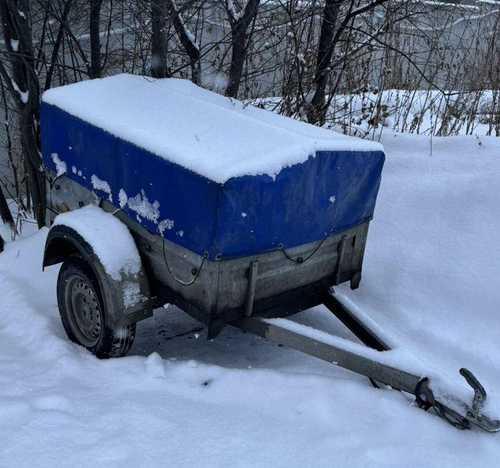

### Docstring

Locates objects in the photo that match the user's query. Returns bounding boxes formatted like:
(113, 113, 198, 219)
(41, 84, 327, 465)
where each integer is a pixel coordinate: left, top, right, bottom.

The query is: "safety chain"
(162, 237, 208, 287)
(278, 234, 329, 265)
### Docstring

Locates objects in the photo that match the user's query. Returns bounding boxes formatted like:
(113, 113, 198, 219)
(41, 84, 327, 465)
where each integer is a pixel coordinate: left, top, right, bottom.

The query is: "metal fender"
(43, 215, 152, 326)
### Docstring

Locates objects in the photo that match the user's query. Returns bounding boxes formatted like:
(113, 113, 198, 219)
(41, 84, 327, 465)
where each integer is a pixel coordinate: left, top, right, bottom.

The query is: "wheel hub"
(67, 276, 103, 347)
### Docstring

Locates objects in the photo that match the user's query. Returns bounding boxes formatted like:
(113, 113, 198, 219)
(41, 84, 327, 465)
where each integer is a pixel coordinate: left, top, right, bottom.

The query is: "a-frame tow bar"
(233, 289, 500, 433)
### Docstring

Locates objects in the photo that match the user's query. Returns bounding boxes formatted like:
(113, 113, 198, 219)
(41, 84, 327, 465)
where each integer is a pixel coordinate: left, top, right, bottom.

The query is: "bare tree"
(151, 0, 169, 78)
(0, 0, 45, 227)
(224, 0, 261, 98)
(166, 0, 201, 84)
(89, 0, 104, 78)
(308, 0, 388, 125)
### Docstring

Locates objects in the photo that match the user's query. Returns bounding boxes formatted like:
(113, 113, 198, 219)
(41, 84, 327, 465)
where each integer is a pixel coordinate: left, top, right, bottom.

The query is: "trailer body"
(41, 75, 384, 327)
(38, 76, 500, 432)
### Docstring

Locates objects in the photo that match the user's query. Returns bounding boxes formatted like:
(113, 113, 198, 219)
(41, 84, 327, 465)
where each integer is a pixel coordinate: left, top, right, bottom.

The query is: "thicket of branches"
(0, 0, 499, 233)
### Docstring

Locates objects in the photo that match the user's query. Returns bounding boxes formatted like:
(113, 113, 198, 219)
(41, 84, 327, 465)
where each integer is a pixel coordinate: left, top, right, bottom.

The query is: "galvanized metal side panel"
(114, 201, 369, 316)
(213, 225, 368, 311)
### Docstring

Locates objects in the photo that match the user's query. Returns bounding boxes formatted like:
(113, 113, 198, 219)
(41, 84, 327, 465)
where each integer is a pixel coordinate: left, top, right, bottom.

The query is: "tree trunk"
(225, 0, 261, 99)
(89, 0, 103, 78)
(307, 0, 342, 125)
(0, 0, 46, 228)
(0, 184, 14, 228)
(226, 24, 247, 98)
(151, 0, 169, 78)
(0, 180, 14, 250)
(20, 108, 45, 227)
(308, 0, 388, 125)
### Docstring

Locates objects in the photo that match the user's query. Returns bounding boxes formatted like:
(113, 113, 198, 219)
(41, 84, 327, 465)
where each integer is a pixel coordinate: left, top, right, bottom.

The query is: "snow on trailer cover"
(41, 74, 385, 261)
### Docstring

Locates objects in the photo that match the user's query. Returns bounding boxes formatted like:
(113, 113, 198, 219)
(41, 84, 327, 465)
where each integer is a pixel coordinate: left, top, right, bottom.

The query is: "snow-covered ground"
(1, 132, 500, 466)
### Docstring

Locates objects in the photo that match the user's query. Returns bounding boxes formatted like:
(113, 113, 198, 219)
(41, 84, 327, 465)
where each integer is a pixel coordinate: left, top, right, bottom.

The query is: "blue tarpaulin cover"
(41, 75, 384, 260)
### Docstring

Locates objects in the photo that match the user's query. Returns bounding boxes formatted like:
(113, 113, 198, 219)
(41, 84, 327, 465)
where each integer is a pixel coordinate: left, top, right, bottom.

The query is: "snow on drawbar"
(41, 74, 385, 259)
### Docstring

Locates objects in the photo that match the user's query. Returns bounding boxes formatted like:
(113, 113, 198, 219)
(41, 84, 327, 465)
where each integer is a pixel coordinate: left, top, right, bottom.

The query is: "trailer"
(40, 74, 499, 432)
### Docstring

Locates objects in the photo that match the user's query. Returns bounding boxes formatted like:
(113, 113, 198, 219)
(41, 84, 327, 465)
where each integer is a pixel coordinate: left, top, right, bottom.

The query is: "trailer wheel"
(57, 257, 136, 358)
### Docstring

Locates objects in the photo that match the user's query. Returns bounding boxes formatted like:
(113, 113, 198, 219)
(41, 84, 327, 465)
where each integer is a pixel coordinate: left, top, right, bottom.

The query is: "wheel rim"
(65, 274, 103, 348)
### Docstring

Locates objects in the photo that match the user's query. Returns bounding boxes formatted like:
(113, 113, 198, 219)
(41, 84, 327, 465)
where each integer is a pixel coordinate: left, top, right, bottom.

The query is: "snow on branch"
(11, 79, 29, 104)
(0, 62, 28, 106)
(168, 0, 199, 52)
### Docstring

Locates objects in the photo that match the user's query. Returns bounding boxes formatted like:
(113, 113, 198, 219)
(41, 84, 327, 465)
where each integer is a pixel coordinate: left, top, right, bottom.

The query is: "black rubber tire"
(57, 256, 136, 358)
